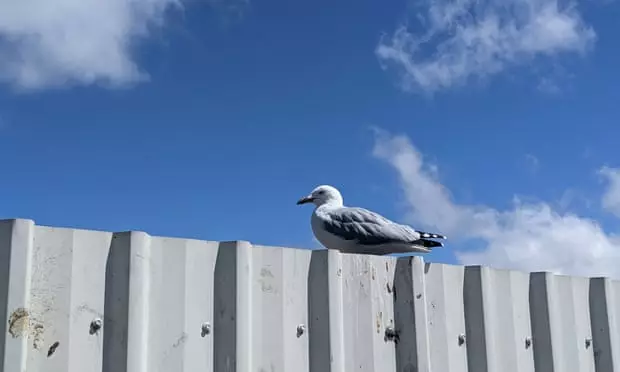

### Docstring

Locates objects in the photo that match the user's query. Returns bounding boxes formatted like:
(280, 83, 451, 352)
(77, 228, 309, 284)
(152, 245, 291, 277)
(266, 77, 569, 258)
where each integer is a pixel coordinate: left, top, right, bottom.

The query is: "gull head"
(297, 185, 343, 207)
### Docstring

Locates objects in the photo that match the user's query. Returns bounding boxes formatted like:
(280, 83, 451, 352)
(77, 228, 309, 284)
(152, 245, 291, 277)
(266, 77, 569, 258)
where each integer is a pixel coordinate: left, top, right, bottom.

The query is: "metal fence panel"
(425, 262, 468, 372)
(463, 266, 534, 372)
(1, 219, 619, 372)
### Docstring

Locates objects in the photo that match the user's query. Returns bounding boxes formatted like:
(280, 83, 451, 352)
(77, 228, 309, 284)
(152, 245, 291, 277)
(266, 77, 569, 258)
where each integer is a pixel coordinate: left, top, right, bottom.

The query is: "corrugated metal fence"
(0, 218, 619, 372)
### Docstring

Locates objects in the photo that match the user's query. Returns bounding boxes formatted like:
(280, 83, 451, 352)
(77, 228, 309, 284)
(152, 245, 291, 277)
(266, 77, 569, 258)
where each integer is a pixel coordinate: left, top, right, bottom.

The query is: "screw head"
(385, 326, 399, 343)
(585, 338, 592, 349)
(201, 323, 211, 337)
(458, 334, 466, 346)
(89, 318, 102, 335)
(296, 324, 306, 338)
(525, 337, 532, 349)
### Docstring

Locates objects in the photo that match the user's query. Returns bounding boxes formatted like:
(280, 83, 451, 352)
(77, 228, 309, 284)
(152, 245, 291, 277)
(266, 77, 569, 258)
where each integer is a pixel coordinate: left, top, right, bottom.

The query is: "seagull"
(297, 185, 446, 255)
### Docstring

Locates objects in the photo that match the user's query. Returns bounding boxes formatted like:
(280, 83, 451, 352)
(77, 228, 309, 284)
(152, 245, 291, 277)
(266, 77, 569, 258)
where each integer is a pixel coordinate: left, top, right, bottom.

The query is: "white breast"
(311, 210, 354, 252)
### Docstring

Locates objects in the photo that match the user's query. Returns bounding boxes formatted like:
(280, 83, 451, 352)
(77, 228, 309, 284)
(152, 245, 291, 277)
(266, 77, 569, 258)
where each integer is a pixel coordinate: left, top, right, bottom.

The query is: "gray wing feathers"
(322, 207, 421, 245)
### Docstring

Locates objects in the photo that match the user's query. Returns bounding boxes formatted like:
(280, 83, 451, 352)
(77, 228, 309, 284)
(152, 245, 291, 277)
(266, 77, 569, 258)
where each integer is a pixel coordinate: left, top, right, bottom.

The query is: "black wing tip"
(418, 231, 447, 240)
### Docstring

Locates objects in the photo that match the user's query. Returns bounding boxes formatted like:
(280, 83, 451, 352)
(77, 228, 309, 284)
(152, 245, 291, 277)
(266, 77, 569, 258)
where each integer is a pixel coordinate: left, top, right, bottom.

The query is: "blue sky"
(1, 0, 619, 277)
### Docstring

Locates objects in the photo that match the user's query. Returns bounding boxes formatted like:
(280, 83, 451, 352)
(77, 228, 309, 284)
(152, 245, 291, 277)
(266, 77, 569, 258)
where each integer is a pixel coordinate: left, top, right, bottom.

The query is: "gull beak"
(296, 195, 314, 205)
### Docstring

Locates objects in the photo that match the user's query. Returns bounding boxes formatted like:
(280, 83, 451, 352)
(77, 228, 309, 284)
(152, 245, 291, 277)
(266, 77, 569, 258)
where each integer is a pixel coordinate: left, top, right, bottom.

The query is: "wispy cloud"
(556, 188, 592, 211)
(537, 77, 562, 94)
(599, 166, 620, 217)
(523, 153, 540, 174)
(376, 0, 596, 94)
(372, 130, 620, 278)
(0, 0, 245, 91)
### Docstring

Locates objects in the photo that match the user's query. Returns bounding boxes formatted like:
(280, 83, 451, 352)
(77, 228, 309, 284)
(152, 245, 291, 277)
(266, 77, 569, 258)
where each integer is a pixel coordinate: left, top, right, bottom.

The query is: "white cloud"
(372, 130, 620, 278)
(376, 0, 596, 94)
(0, 0, 183, 90)
(599, 166, 620, 217)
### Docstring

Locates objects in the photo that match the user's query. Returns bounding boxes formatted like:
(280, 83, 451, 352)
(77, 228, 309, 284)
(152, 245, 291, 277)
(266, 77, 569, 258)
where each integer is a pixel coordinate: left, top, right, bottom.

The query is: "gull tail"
(410, 239, 444, 249)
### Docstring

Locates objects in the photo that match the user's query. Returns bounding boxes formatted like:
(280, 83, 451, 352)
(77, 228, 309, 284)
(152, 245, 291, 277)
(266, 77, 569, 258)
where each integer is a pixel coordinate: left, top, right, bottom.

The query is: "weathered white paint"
(0, 219, 618, 372)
